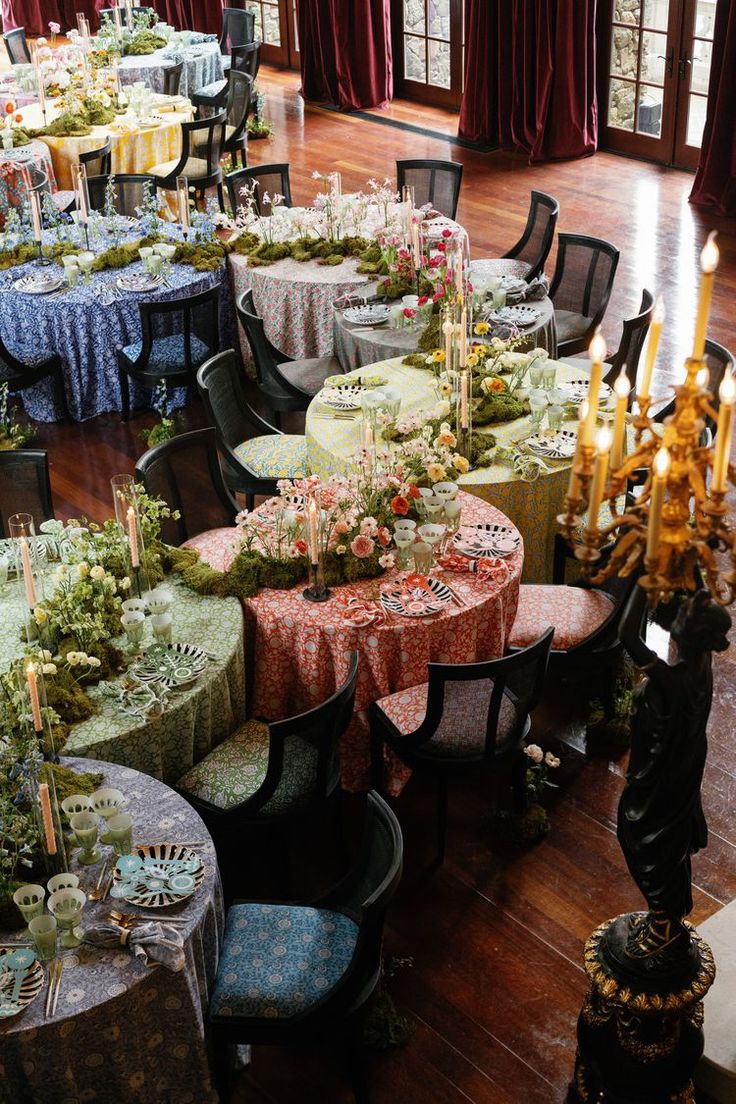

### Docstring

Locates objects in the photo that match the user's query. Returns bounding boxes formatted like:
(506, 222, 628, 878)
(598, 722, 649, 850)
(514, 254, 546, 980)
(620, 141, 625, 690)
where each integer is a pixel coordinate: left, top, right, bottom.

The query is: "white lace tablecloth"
(0, 757, 223, 1104)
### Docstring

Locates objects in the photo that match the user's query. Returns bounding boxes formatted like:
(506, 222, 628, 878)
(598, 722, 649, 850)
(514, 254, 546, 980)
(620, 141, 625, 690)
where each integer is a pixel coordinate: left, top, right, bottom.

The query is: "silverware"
(45, 960, 60, 1018)
(107, 910, 188, 927)
(88, 857, 111, 902)
(51, 960, 64, 1017)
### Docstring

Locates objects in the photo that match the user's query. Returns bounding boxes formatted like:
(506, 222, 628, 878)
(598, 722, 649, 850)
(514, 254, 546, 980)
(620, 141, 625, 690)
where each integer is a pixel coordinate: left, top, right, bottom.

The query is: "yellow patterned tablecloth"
(22, 99, 193, 189)
(306, 356, 606, 584)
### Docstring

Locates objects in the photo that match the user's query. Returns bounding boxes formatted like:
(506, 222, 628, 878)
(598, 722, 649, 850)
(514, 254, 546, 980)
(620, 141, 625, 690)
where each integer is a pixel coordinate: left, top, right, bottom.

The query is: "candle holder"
(302, 490, 330, 603)
(15, 656, 58, 762)
(8, 512, 44, 636)
(455, 368, 472, 462)
(176, 175, 190, 240)
(110, 474, 149, 597)
(36, 771, 68, 876)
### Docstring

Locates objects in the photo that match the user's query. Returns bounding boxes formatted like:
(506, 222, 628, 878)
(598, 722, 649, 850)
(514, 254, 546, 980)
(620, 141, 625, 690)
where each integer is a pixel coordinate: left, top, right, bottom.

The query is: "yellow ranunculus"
(466, 352, 479, 368)
(432, 350, 446, 363)
(426, 463, 447, 483)
(452, 454, 470, 474)
(474, 321, 491, 336)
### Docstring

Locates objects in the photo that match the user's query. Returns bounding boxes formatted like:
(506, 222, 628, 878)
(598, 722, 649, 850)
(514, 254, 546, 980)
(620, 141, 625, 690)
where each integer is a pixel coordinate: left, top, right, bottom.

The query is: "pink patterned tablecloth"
(0, 139, 57, 215)
(185, 492, 524, 794)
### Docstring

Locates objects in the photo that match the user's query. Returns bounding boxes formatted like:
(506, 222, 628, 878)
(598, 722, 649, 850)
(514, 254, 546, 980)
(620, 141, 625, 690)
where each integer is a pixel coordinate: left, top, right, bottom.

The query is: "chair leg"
(272, 409, 281, 430)
(245, 492, 255, 512)
(216, 182, 226, 213)
(369, 729, 384, 794)
(436, 773, 449, 864)
(240, 147, 248, 169)
(118, 370, 130, 422)
(211, 1034, 236, 1103)
(511, 750, 528, 815)
(346, 1020, 370, 1104)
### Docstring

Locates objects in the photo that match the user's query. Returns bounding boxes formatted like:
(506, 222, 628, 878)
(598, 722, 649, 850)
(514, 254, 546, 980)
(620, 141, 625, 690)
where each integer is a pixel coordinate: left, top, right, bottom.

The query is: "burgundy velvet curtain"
(151, 0, 189, 30)
(690, 0, 736, 216)
(296, 0, 392, 111)
(1, 0, 64, 35)
(176, 0, 224, 34)
(459, 0, 598, 162)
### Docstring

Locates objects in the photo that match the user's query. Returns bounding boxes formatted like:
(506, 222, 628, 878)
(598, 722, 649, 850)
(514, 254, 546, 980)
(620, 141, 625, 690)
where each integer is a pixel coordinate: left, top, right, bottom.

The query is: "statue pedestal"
(568, 913, 716, 1104)
(696, 899, 736, 1102)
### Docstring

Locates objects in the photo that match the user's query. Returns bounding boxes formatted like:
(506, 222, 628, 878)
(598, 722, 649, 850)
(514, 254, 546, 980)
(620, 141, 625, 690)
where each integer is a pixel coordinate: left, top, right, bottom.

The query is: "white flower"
(87, 656, 101, 669)
(360, 516, 378, 537)
(523, 744, 544, 764)
(77, 563, 89, 578)
(544, 752, 560, 769)
(335, 544, 347, 556)
(42, 663, 57, 675)
(378, 552, 396, 570)
(66, 652, 80, 667)
(90, 565, 105, 581)
(41, 650, 53, 662)
(119, 577, 131, 591)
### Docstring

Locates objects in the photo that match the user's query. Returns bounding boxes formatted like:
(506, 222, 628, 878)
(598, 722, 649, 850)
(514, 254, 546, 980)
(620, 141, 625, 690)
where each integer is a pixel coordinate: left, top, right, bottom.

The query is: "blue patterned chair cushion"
(210, 904, 359, 1020)
(233, 435, 307, 479)
(120, 334, 211, 373)
(196, 78, 227, 98)
(176, 717, 319, 816)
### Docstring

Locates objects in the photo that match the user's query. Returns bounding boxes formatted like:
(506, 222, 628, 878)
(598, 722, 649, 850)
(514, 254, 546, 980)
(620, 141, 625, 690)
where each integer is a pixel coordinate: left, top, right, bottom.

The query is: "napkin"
(437, 553, 511, 583)
(505, 274, 549, 304)
(83, 922, 186, 971)
(335, 593, 378, 626)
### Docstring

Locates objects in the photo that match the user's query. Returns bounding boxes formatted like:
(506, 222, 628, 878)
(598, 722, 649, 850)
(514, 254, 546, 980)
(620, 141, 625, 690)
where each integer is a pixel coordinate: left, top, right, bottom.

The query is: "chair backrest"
(197, 349, 282, 456)
(79, 140, 112, 178)
(135, 287, 220, 378)
(134, 427, 238, 546)
(0, 451, 54, 539)
(227, 163, 292, 217)
(3, 28, 31, 65)
(220, 7, 255, 54)
(225, 70, 253, 143)
(230, 39, 261, 82)
(549, 233, 620, 334)
(503, 190, 559, 282)
(23, 165, 52, 199)
(181, 111, 226, 178)
(405, 628, 554, 756)
(396, 159, 463, 220)
(163, 60, 184, 98)
(236, 290, 311, 400)
(606, 288, 655, 391)
(108, 174, 158, 217)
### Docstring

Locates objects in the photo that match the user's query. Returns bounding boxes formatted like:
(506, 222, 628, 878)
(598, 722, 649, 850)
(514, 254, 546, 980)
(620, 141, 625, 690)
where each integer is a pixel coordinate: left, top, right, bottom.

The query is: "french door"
(249, 0, 300, 68)
(391, 0, 465, 109)
(600, 0, 715, 169)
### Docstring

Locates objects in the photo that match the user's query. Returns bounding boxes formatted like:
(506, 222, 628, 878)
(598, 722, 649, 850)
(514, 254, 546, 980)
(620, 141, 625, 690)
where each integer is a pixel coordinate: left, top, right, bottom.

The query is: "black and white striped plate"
(525, 429, 577, 460)
(13, 275, 64, 295)
(129, 642, 208, 688)
(113, 844, 204, 908)
(453, 523, 521, 559)
(0, 950, 43, 1019)
(116, 273, 164, 293)
(380, 576, 452, 617)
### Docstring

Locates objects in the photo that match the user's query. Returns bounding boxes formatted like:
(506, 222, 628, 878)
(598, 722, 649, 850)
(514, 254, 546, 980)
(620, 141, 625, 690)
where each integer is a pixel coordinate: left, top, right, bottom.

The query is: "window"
(393, 0, 465, 109)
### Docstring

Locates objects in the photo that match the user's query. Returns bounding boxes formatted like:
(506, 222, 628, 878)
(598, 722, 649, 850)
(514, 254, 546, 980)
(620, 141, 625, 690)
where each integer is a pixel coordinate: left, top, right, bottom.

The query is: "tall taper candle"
(692, 232, 719, 362)
(584, 330, 607, 442)
(127, 506, 139, 568)
(38, 782, 57, 856)
(611, 368, 631, 471)
(585, 428, 611, 536)
(712, 369, 736, 493)
(19, 535, 38, 608)
(646, 447, 671, 559)
(26, 663, 43, 732)
(307, 498, 320, 566)
(638, 297, 665, 402)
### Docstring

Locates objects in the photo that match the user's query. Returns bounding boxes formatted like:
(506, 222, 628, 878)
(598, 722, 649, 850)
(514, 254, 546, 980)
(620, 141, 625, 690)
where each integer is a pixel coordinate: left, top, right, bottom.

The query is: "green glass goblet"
(393, 532, 415, 571)
(412, 542, 433, 575)
(70, 812, 101, 865)
(13, 884, 45, 933)
(48, 888, 86, 949)
(107, 813, 134, 856)
(91, 787, 124, 845)
(28, 915, 57, 963)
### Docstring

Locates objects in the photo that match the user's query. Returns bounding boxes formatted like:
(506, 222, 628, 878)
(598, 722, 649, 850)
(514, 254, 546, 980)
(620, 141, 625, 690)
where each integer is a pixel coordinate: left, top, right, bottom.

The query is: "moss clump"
(402, 353, 430, 370)
(473, 392, 526, 427)
(32, 110, 92, 137)
(124, 30, 167, 55)
(494, 803, 551, 844)
(44, 667, 96, 725)
(417, 313, 441, 353)
(173, 240, 229, 272)
(230, 231, 261, 255)
(42, 762, 104, 803)
(0, 243, 38, 270)
(84, 99, 117, 126)
(6, 128, 32, 147)
(160, 544, 200, 575)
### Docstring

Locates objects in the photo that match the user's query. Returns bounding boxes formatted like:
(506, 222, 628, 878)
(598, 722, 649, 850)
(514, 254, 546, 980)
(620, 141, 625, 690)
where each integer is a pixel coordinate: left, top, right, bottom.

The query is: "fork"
(45, 960, 62, 1018)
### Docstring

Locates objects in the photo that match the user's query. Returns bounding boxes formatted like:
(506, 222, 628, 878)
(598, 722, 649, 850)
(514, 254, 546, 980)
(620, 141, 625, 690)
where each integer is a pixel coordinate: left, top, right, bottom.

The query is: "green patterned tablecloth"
(306, 356, 601, 584)
(0, 577, 245, 784)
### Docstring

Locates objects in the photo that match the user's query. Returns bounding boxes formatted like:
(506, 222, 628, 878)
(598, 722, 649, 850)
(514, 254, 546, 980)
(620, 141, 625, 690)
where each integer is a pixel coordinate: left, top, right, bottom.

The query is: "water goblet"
(542, 364, 557, 390)
(151, 612, 173, 644)
(443, 498, 462, 536)
(393, 518, 417, 537)
(61, 794, 93, 826)
(528, 363, 544, 389)
(412, 542, 434, 575)
(418, 522, 445, 553)
(48, 888, 86, 949)
(424, 495, 444, 521)
(28, 915, 57, 963)
(547, 405, 564, 432)
(148, 254, 163, 277)
(13, 884, 45, 931)
(91, 787, 124, 843)
(393, 531, 415, 571)
(47, 873, 79, 896)
(77, 252, 95, 282)
(432, 481, 459, 503)
(144, 587, 173, 614)
(138, 246, 153, 271)
(107, 813, 134, 856)
(70, 811, 101, 865)
(529, 389, 548, 430)
(121, 598, 145, 615)
(65, 263, 79, 289)
(121, 610, 145, 653)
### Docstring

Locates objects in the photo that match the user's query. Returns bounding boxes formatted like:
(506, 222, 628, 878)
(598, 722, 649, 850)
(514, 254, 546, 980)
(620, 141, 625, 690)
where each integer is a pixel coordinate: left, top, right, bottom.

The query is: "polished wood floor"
(11, 65, 736, 1103)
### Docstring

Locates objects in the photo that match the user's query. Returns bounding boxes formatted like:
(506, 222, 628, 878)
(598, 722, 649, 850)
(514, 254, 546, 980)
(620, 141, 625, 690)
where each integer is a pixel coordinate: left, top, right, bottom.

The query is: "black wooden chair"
(86, 173, 158, 216)
(549, 233, 620, 356)
(193, 40, 261, 111)
(63, 141, 113, 213)
(396, 159, 464, 220)
(501, 190, 559, 282)
(3, 28, 30, 64)
(117, 287, 220, 421)
(226, 163, 292, 217)
(149, 112, 227, 211)
(236, 290, 339, 424)
(0, 451, 55, 538)
(559, 289, 655, 395)
(370, 629, 554, 862)
(219, 6, 256, 70)
(222, 71, 253, 169)
(197, 350, 307, 508)
(0, 332, 68, 422)
(163, 60, 184, 97)
(208, 790, 403, 1104)
(135, 427, 238, 546)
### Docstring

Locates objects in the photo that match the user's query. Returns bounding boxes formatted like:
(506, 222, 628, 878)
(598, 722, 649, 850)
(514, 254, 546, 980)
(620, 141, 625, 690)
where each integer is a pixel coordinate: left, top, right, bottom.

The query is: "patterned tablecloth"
(306, 356, 605, 585)
(0, 139, 58, 213)
(19, 99, 192, 190)
(186, 491, 523, 794)
(118, 42, 224, 98)
(0, 578, 245, 783)
(0, 240, 232, 422)
(0, 757, 223, 1104)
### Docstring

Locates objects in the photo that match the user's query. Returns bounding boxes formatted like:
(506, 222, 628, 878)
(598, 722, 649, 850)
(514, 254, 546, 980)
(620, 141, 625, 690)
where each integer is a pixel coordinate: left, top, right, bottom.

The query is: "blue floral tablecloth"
(0, 239, 233, 422)
(0, 757, 223, 1104)
(118, 41, 224, 98)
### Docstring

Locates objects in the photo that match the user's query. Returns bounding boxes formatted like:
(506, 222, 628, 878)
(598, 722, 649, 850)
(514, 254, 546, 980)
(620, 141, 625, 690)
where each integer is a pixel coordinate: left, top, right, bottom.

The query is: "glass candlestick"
(303, 492, 330, 603)
(16, 656, 57, 762)
(8, 513, 44, 633)
(455, 368, 473, 461)
(110, 474, 149, 597)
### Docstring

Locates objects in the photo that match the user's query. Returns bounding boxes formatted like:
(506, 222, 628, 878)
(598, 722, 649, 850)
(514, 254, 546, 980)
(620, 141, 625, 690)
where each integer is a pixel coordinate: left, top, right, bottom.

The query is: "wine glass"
(393, 530, 415, 571)
(529, 390, 548, 431)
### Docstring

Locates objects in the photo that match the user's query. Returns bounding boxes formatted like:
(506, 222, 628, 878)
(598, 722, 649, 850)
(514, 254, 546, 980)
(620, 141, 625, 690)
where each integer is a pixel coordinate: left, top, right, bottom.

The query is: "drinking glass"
(443, 499, 462, 535)
(144, 588, 172, 614)
(13, 884, 45, 930)
(547, 405, 564, 431)
(61, 794, 93, 825)
(424, 495, 444, 521)
(418, 523, 445, 551)
(28, 915, 57, 963)
(412, 542, 433, 575)
(48, 888, 86, 948)
(542, 364, 557, 390)
(528, 363, 544, 388)
(393, 532, 415, 571)
(138, 246, 153, 270)
(121, 598, 145, 615)
(151, 612, 172, 643)
(529, 390, 548, 429)
(107, 813, 134, 856)
(70, 812, 101, 865)
(65, 263, 79, 289)
(47, 873, 79, 896)
(77, 252, 95, 281)
(92, 787, 124, 843)
(432, 482, 458, 503)
(148, 254, 163, 277)
(393, 519, 417, 536)
(121, 610, 145, 652)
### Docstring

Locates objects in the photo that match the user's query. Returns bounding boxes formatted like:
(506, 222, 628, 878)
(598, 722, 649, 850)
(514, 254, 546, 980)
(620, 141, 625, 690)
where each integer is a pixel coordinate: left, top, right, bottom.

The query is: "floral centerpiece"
(1, 100, 31, 148)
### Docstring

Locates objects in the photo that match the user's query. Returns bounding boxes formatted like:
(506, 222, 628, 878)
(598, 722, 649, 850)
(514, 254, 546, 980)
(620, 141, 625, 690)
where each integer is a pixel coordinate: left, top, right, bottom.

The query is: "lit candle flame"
(613, 368, 631, 399)
(719, 368, 736, 406)
(653, 446, 671, 478)
(589, 330, 607, 364)
(701, 231, 719, 275)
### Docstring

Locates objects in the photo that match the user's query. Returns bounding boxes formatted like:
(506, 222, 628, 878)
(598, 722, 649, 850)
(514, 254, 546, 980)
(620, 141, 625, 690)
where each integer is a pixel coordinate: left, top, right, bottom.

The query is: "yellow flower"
(474, 321, 491, 336)
(335, 544, 347, 555)
(438, 380, 453, 397)
(426, 463, 447, 483)
(452, 454, 470, 474)
(437, 430, 457, 448)
(466, 352, 479, 368)
(34, 606, 48, 625)
(432, 350, 446, 363)
(77, 562, 89, 578)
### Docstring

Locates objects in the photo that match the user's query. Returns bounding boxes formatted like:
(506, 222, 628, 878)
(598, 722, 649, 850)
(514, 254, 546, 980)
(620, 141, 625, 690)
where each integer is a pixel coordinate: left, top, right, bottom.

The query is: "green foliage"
(246, 117, 273, 138)
(418, 313, 441, 353)
(124, 30, 167, 55)
(44, 762, 103, 803)
(0, 243, 38, 269)
(172, 240, 230, 272)
(495, 803, 551, 844)
(44, 666, 96, 725)
(473, 392, 526, 427)
(0, 382, 35, 451)
(362, 957, 415, 1051)
(6, 127, 32, 147)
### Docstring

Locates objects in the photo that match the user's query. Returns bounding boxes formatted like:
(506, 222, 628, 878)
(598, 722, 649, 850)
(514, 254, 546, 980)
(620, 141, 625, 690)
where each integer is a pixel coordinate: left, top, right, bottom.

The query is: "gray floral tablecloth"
(0, 578, 245, 784)
(118, 42, 224, 98)
(0, 757, 223, 1104)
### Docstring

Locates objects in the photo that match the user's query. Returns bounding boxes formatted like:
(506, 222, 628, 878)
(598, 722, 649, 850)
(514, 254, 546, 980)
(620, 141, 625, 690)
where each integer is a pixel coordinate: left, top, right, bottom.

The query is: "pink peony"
(49, 22, 61, 33)
(442, 228, 453, 237)
(350, 534, 375, 559)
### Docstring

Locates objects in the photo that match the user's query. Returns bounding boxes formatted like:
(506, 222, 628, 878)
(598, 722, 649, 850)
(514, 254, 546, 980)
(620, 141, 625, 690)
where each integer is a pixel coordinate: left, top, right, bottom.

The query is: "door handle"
(657, 47, 675, 77)
(678, 56, 692, 80)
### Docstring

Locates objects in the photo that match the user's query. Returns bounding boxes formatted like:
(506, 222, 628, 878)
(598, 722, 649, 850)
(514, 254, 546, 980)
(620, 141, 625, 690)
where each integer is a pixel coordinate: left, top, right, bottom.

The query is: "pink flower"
(334, 519, 350, 535)
(294, 538, 308, 556)
(49, 21, 61, 33)
(402, 307, 415, 318)
(398, 248, 411, 261)
(350, 534, 375, 559)
(377, 526, 391, 547)
(379, 552, 396, 570)
(432, 291, 444, 303)
(417, 295, 428, 306)
(436, 241, 446, 253)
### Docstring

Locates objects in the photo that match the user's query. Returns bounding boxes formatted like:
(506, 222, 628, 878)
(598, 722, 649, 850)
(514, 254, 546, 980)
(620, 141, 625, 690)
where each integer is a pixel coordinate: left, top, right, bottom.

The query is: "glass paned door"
(393, 0, 464, 108)
(673, 0, 715, 168)
(248, 0, 299, 67)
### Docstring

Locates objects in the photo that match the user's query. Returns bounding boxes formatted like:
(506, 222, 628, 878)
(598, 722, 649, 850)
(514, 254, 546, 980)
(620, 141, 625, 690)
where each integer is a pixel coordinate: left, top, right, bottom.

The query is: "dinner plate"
(129, 642, 208, 688)
(116, 273, 164, 293)
(561, 377, 613, 406)
(499, 275, 528, 295)
(380, 576, 453, 617)
(453, 523, 521, 559)
(13, 275, 64, 295)
(112, 844, 204, 908)
(524, 429, 577, 460)
(0, 950, 43, 1019)
(319, 385, 365, 410)
(343, 305, 391, 326)
(490, 305, 541, 327)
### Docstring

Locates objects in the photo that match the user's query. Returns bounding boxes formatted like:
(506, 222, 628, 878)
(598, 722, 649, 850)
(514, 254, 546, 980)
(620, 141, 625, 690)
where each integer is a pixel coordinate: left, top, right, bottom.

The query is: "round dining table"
(305, 356, 607, 585)
(0, 140, 58, 213)
(0, 757, 223, 1104)
(117, 40, 224, 98)
(185, 491, 523, 795)
(0, 231, 231, 422)
(0, 576, 245, 783)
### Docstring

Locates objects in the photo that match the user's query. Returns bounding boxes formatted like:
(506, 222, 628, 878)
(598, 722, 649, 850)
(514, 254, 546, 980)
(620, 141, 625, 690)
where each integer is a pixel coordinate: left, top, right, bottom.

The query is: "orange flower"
(406, 484, 421, 500)
(14, 113, 23, 124)
(489, 377, 507, 393)
(4, 101, 15, 115)
(391, 495, 409, 516)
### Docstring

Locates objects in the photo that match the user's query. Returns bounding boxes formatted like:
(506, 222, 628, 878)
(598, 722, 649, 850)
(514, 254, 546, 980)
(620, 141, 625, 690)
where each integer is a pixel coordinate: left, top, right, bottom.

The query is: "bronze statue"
(617, 586, 731, 962)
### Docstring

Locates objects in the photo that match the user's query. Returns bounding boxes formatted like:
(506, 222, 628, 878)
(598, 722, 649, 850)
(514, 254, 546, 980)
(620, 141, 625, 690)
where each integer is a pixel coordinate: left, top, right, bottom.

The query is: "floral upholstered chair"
(208, 791, 402, 1102)
(370, 629, 554, 862)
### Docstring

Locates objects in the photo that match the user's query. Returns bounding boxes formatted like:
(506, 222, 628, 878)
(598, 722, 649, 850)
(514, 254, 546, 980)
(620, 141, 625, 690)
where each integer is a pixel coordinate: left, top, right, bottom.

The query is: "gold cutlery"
(51, 960, 64, 1017)
(45, 960, 63, 1018)
(107, 910, 188, 927)
(87, 858, 111, 901)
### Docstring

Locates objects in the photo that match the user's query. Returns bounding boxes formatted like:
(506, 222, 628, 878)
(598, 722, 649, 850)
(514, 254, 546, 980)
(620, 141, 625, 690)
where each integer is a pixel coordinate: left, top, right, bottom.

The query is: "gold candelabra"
(558, 231, 736, 607)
